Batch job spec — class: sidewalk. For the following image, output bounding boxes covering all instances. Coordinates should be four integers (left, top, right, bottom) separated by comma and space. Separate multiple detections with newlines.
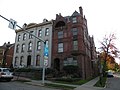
74, 77, 104, 90
13, 76, 104, 90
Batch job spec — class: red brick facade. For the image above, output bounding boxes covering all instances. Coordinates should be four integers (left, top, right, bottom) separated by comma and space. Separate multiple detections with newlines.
0, 42, 14, 68
52, 7, 97, 79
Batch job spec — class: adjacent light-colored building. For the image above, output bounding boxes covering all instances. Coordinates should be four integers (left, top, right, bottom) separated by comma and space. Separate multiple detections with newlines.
13, 20, 53, 68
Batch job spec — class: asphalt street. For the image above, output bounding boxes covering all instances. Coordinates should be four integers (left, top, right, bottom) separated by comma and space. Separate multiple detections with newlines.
103, 73, 120, 90
0, 81, 60, 90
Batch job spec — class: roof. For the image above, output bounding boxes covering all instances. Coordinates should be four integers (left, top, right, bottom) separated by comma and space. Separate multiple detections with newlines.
72, 11, 80, 16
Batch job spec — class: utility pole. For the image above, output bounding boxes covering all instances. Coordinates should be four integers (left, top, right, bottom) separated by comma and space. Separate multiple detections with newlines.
0, 15, 46, 85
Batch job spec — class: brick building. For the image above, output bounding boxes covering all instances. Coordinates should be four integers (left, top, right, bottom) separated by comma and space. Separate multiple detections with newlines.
52, 7, 98, 79
0, 42, 14, 68
90, 36, 99, 77
11, 6, 98, 79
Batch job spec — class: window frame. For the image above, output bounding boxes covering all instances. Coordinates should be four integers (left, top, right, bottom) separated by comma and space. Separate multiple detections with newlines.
73, 40, 78, 50
45, 28, 49, 36
58, 43, 63, 53
29, 31, 33, 39
37, 41, 41, 50
23, 33, 27, 40
18, 35, 21, 42
72, 17, 77, 23
21, 44, 25, 52
72, 28, 78, 36
38, 29, 42, 37
16, 44, 20, 53
14, 57, 18, 66
58, 31, 63, 39
36, 55, 40, 66
20, 56, 24, 66
28, 42, 32, 51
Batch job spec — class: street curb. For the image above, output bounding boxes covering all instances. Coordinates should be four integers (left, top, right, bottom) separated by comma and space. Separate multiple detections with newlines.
104, 78, 108, 88
25, 82, 44, 87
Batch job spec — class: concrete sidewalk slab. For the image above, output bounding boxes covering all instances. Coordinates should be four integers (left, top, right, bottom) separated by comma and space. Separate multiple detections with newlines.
74, 77, 103, 90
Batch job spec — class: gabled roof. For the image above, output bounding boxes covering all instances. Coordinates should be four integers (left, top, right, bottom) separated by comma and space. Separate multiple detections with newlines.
72, 10, 79, 16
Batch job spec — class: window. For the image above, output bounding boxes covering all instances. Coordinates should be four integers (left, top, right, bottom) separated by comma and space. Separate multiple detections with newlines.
64, 57, 77, 66
28, 42, 32, 51
18, 35, 21, 42
21, 44, 25, 52
23, 33, 26, 40
36, 55, 40, 66
14, 57, 18, 66
45, 28, 49, 36
16, 44, 19, 53
20, 56, 24, 66
58, 31, 63, 39
37, 41, 41, 50
45, 40, 48, 46
38, 30, 42, 37
58, 43, 63, 53
73, 40, 78, 50
72, 17, 77, 23
72, 28, 78, 36
29, 31, 33, 39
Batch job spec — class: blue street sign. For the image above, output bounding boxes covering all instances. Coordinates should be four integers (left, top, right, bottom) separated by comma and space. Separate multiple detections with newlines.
44, 43, 48, 55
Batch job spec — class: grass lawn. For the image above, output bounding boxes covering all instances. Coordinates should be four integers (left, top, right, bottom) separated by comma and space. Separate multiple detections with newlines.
45, 83, 76, 90
53, 77, 94, 85
45, 77, 95, 90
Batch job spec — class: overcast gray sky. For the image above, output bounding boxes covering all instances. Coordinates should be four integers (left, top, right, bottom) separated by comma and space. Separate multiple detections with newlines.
0, 0, 120, 62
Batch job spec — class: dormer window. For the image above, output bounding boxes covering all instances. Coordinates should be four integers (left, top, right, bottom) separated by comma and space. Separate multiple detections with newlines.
72, 17, 77, 23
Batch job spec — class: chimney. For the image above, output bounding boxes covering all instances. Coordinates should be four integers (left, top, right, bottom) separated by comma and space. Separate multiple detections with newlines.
79, 6, 83, 16
59, 13, 61, 16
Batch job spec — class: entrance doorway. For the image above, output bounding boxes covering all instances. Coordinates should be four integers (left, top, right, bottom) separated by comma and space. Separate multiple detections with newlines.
54, 58, 60, 71
27, 55, 31, 67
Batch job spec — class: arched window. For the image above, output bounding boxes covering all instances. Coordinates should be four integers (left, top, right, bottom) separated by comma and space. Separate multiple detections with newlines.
55, 21, 65, 28
28, 42, 32, 51
14, 57, 18, 66
38, 30, 42, 37
21, 44, 25, 52
20, 56, 24, 66
29, 31, 33, 39
37, 41, 41, 50
18, 35, 21, 42
36, 55, 40, 66
16, 44, 20, 53
45, 28, 49, 36
23, 33, 26, 40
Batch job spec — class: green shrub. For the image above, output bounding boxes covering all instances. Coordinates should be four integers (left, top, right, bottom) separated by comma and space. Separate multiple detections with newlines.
14, 68, 42, 72
54, 78, 80, 82
63, 65, 79, 74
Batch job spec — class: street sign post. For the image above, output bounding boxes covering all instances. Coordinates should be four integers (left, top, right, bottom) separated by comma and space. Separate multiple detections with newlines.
8, 19, 17, 30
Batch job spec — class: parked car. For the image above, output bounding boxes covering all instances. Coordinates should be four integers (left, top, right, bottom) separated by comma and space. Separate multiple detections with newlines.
0, 68, 13, 81
107, 71, 114, 77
